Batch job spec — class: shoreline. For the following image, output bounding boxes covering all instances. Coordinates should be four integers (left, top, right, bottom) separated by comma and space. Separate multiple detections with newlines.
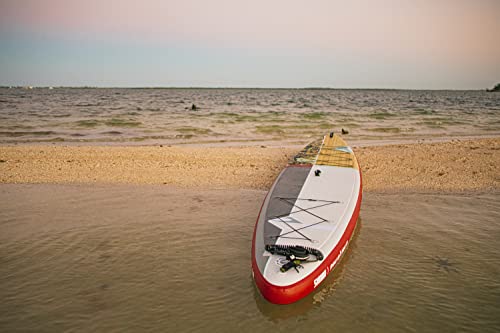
1, 133, 499, 149
1, 137, 499, 193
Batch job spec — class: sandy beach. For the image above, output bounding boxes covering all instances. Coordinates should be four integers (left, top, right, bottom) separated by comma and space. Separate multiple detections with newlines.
1, 142, 499, 331
1, 137, 499, 192
2, 134, 499, 333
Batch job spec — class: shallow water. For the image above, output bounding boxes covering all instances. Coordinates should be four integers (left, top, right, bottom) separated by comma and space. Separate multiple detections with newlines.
0, 88, 499, 145
1, 184, 499, 332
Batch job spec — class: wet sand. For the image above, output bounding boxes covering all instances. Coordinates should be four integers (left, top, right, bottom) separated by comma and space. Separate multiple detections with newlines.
1, 137, 499, 192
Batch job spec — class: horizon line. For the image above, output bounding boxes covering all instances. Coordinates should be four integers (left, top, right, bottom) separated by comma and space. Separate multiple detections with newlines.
0, 85, 493, 91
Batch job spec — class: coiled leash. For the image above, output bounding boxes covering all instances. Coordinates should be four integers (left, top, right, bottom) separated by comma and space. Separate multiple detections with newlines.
265, 244, 324, 273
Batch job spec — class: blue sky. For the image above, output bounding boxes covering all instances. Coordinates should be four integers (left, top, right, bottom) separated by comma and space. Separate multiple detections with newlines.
1, 0, 499, 89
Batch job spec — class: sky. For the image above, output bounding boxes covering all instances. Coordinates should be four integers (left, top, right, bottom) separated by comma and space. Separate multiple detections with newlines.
0, 0, 499, 89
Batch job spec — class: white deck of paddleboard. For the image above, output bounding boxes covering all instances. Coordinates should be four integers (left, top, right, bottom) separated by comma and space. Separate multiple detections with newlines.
262, 164, 360, 286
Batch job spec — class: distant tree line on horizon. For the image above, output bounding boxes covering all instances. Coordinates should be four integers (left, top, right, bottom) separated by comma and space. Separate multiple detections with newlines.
487, 83, 500, 92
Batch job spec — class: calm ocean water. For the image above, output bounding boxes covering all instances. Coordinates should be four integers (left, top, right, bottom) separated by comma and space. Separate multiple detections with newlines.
0, 88, 499, 145
1, 185, 499, 332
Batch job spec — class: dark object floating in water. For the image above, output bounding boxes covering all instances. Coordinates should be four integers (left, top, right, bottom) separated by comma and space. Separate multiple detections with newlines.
191, 104, 198, 110
486, 83, 500, 92
342, 128, 349, 135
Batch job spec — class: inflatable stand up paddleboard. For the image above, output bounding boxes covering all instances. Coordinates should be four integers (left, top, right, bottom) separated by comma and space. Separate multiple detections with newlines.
252, 132, 362, 304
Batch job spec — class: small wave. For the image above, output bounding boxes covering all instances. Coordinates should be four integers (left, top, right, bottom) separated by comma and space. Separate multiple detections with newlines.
101, 131, 123, 135
75, 103, 101, 107
104, 118, 142, 127
0, 131, 57, 137
75, 120, 101, 128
